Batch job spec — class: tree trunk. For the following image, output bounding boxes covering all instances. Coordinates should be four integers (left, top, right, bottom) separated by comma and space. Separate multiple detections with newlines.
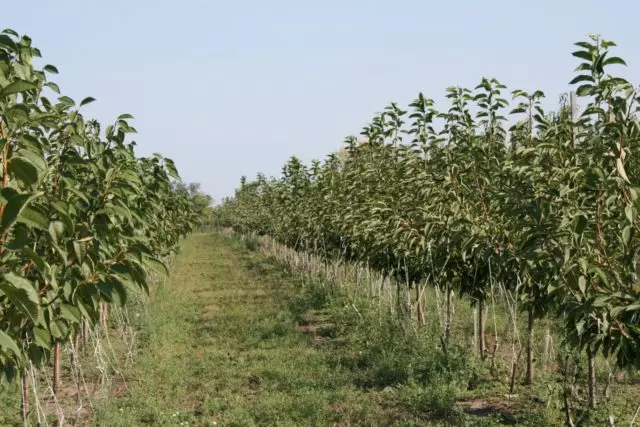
478, 298, 487, 360
526, 305, 535, 385
71, 332, 80, 367
587, 344, 597, 410
53, 341, 61, 394
21, 372, 29, 427
100, 302, 108, 329
396, 280, 401, 316
509, 345, 524, 394
416, 284, 425, 326
563, 354, 575, 427
444, 286, 453, 345
82, 320, 89, 351
472, 307, 478, 353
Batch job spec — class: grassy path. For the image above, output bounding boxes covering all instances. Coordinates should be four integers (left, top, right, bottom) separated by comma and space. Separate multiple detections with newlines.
94, 233, 398, 426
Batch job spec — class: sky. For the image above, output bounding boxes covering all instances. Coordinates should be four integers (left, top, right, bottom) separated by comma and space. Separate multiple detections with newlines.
4, 0, 640, 202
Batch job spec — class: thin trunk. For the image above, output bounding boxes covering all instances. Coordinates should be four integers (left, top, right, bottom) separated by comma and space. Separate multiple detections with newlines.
0, 140, 8, 253
631, 402, 640, 427
71, 332, 80, 367
444, 286, 453, 344
53, 341, 61, 394
396, 280, 401, 317
21, 372, 29, 427
544, 326, 552, 369
473, 307, 478, 353
404, 259, 411, 319
416, 284, 425, 326
509, 345, 524, 394
100, 302, 108, 329
526, 305, 535, 385
563, 355, 575, 427
509, 360, 518, 395
587, 344, 597, 410
82, 320, 89, 351
478, 298, 487, 360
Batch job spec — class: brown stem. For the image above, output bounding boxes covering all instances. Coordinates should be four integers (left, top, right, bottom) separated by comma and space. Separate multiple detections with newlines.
21, 372, 29, 427
416, 284, 425, 326
53, 342, 61, 394
587, 344, 597, 410
478, 298, 487, 360
71, 332, 79, 368
444, 285, 453, 345
1, 128, 8, 189
509, 345, 525, 394
100, 302, 108, 329
0, 128, 8, 254
526, 304, 535, 385
563, 355, 575, 427
83, 319, 89, 350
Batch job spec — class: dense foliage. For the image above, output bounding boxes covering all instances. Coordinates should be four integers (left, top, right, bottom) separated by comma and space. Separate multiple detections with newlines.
0, 30, 202, 384
216, 36, 640, 407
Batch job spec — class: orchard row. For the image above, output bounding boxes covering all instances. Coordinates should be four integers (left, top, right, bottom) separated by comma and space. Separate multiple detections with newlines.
216, 36, 640, 410
0, 30, 203, 384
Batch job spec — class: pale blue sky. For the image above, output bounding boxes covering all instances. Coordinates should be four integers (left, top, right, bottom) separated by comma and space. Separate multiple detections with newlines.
6, 1, 639, 201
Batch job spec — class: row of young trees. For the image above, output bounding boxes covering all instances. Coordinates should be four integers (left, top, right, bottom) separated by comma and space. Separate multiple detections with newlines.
0, 28, 203, 398
216, 36, 640, 411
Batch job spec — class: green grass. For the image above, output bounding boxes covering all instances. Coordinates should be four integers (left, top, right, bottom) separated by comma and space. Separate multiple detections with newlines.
92, 233, 468, 426
1, 231, 626, 426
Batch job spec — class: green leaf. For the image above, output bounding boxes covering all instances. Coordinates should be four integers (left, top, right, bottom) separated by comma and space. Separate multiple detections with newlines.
592, 267, 609, 286
592, 296, 608, 308
43, 64, 59, 74
48, 221, 65, 244
17, 207, 47, 230
1, 79, 36, 96
16, 149, 47, 174
45, 82, 60, 94
73, 241, 87, 263
622, 226, 631, 245
569, 75, 594, 85
0, 191, 43, 233
49, 320, 69, 340
616, 157, 631, 184
625, 205, 636, 224
574, 41, 595, 50
164, 158, 180, 180
6, 104, 29, 121
578, 276, 587, 295
59, 304, 81, 323
576, 84, 594, 96
574, 214, 588, 235
0, 34, 16, 50
51, 201, 74, 235
603, 57, 627, 67
80, 96, 96, 107
5, 226, 30, 250
32, 327, 51, 350
1, 272, 40, 323
23, 247, 46, 272
58, 96, 75, 106
141, 255, 169, 276
572, 50, 593, 61
0, 330, 21, 358
8, 156, 39, 185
